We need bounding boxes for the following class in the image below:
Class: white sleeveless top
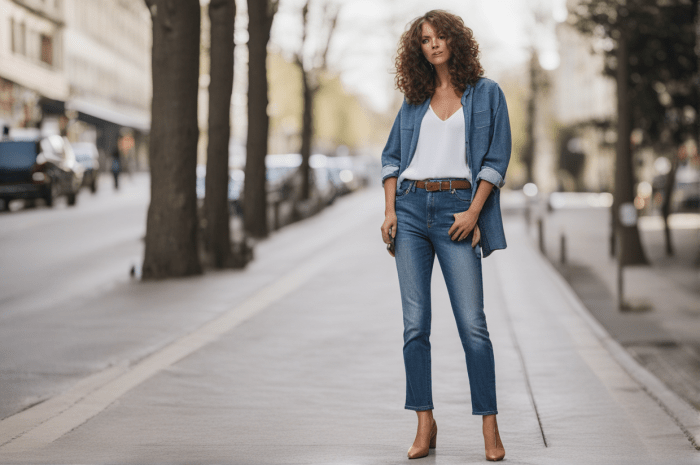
[401,105,471,181]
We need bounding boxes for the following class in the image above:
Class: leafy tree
[142,0,202,279]
[572,0,699,263]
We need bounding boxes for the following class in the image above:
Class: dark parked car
[71,142,99,193]
[0,134,83,209]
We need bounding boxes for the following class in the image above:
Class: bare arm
[380,177,398,257]
[448,180,494,246]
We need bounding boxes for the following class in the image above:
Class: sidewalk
[538,204,700,413]
[0,189,697,464]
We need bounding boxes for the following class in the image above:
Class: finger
[472,225,481,247]
[448,221,459,236]
[381,226,389,244]
[391,222,397,238]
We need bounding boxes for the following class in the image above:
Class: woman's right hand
[381,213,398,257]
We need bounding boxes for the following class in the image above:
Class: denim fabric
[381,78,512,257]
[394,179,497,415]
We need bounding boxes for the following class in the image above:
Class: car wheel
[0,198,9,211]
[45,183,58,207]
[67,191,77,206]
[90,178,97,194]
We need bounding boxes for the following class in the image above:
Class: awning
[66,99,150,132]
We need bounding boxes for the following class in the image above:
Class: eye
[422,39,429,44]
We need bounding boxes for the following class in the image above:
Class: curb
[533,240,700,451]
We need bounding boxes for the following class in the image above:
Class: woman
[380,10,511,462]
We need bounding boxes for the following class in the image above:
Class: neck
[434,62,451,90]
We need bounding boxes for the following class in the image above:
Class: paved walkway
[0,189,698,464]
[538,204,700,412]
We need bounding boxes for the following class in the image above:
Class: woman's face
[420,22,450,67]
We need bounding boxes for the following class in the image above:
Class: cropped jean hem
[473,410,498,416]
[405,404,434,411]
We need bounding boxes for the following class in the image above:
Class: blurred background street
[0,0,699,463]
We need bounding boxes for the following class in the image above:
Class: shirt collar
[460,85,472,105]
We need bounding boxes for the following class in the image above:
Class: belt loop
[449,180,453,191]
[410,181,416,192]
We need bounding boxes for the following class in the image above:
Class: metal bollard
[560,233,567,265]
[524,204,531,231]
[538,218,545,254]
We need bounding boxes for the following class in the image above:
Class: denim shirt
[381,77,512,258]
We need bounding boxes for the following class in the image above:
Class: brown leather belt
[415,180,471,191]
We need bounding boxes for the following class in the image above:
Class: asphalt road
[0,174,149,420]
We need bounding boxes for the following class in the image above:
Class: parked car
[651,162,700,212]
[265,153,301,199]
[196,165,245,216]
[71,142,100,193]
[309,154,337,205]
[326,156,363,195]
[265,153,337,205]
[0,134,83,209]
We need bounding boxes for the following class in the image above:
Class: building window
[12,21,27,56]
[10,18,15,53]
[19,22,26,55]
[41,34,53,66]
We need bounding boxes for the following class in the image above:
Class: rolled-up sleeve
[475,86,511,189]
[381,106,402,185]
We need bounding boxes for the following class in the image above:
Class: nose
[431,38,438,48]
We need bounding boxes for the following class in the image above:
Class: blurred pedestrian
[380,10,511,462]
[111,148,121,190]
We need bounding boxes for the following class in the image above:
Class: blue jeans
[394,179,497,415]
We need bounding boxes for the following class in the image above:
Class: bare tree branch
[318,3,339,68]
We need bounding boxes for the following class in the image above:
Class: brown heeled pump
[483,416,505,461]
[407,419,437,459]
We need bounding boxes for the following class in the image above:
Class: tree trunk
[142,0,202,279]
[245,0,274,238]
[614,29,648,266]
[205,0,236,267]
[300,72,313,200]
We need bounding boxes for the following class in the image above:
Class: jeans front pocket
[395,181,414,200]
[451,188,472,203]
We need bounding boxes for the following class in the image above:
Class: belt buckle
[426,181,441,192]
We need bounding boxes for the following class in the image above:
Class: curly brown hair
[395,10,484,105]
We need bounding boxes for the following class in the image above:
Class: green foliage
[573,0,698,147]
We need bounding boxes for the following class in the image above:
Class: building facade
[0,0,69,129]
[0,0,151,169]
[552,11,617,192]
[62,0,151,169]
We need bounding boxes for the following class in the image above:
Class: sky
[268,0,569,114]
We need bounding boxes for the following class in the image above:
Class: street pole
[617,232,624,310]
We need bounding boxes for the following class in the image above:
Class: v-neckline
[429,104,462,122]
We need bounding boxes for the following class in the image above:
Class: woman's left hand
[449,209,481,247]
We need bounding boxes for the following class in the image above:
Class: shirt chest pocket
[474,109,491,129]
